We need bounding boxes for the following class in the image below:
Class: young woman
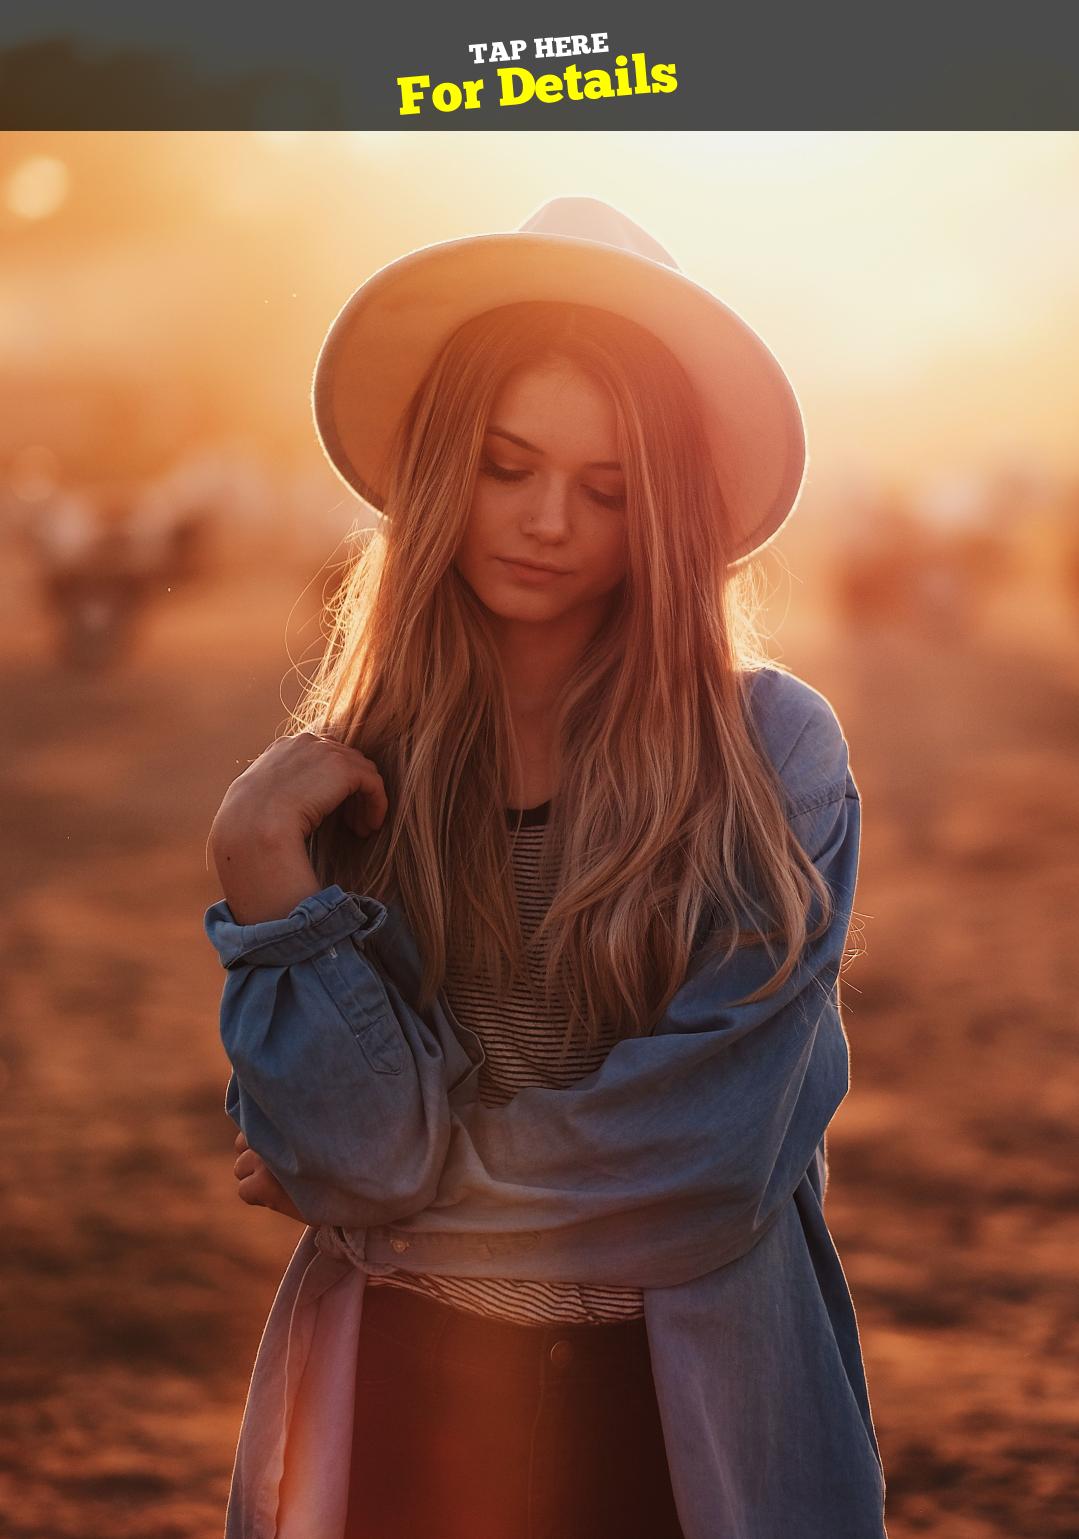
[205,197,888,1539]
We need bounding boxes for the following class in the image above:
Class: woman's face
[454,360,629,631]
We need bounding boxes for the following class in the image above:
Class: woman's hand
[207,731,390,923]
[211,730,389,848]
[233,1130,307,1223]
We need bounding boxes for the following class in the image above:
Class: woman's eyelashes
[478,457,625,510]
[479,457,528,484]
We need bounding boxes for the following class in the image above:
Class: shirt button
[390,1237,410,1253]
[549,1339,574,1368]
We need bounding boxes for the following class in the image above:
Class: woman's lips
[497,558,569,583]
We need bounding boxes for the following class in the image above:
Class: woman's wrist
[210,812,324,926]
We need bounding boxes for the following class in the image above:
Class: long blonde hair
[297,299,833,1053]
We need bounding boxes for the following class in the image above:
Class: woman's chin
[477,585,568,622]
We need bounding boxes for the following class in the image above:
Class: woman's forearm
[210,814,323,926]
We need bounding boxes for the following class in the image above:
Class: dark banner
[1,1,1078,128]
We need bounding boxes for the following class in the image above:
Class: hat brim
[311,231,807,566]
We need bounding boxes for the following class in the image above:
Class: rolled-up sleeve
[203,884,471,1228]
[206,885,387,970]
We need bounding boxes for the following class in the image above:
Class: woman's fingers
[337,764,388,838]
[313,736,389,834]
[231,1138,305,1221]
[233,1146,280,1204]
[234,1148,261,1180]
[342,786,384,839]
[215,731,389,848]
[237,1168,283,1209]
[302,734,389,836]
[236,1166,307,1223]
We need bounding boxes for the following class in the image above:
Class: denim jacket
[203,665,888,1539]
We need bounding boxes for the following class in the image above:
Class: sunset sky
[2,130,1077,499]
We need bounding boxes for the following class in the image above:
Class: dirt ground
[1,553,1076,1539]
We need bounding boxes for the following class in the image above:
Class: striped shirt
[365,798,646,1326]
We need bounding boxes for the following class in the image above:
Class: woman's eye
[479,456,625,509]
[588,487,626,510]
[480,457,529,483]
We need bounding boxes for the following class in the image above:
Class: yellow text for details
[397,54,678,115]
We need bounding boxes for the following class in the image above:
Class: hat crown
[516,195,680,272]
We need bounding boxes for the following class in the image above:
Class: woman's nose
[523,475,573,536]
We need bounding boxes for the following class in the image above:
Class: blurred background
[1,130,1076,1537]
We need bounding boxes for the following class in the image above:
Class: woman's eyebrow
[487,425,622,472]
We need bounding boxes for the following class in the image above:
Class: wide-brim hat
[311,195,807,566]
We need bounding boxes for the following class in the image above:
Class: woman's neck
[506,714,559,808]
[491,605,602,718]
[492,605,610,806]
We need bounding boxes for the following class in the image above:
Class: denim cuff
[203,883,389,969]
